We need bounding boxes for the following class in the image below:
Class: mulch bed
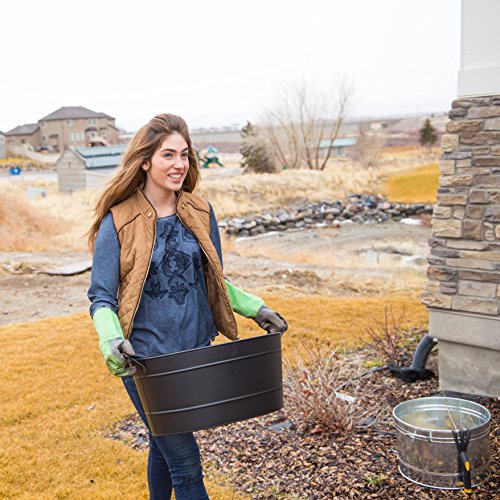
[109,358,499,499]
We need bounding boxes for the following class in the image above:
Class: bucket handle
[122,353,148,375]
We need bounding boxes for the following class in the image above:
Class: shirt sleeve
[209,202,223,268]
[87,212,121,317]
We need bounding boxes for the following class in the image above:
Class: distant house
[0,131,6,159]
[6,106,119,154]
[5,123,41,151]
[57,144,126,192]
[318,137,358,158]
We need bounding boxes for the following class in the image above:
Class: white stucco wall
[458,0,500,96]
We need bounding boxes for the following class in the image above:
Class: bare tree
[355,129,386,168]
[262,78,353,170]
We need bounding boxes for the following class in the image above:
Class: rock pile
[220,195,433,237]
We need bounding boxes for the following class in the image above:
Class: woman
[87,113,287,500]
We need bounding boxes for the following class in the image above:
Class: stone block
[422,292,452,309]
[458,280,497,298]
[489,191,500,204]
[453,207,465,219]
[476,175,500,188]
[439,175,473,187]
[441,134,459,152]
[439,160,455,175]
[473,157,500,167]
[491,146,500,156]
[455,159,472,168]
[484,118,500,131]
[452,296,499,315]
[440,282,458,294]
[497,285,500,298]
[446,120,483,133]
[486,229,496,241]
[468,106,500,119]
[451,99,474,109]
[471,146,491,155]
[441,151,471,161]
[446,258,495,270]
[428,236,447,248]
[462,219,482,240]
[427,266,458,281]
[496,225,500,239]
[485,205,500,223]
[438,193,468,206]
[432,205,452,218]
[428,256,445,266]
[425,281,441,293]
[465,205,485,219]
[431,247,459,258]
[461,132,500,145]
[460,251,500,263]
[469,190,490,204]
[459,269,500,283]
[446,240,489,250]
[432,219,462,238]
[449,108,467,119]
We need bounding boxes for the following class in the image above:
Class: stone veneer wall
[423,95,500,396]
[423,96,500,313]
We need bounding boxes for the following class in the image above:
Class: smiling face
[142,132,190,198]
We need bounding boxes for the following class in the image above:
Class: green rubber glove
[92,308,136,376]
[225,279,265,318]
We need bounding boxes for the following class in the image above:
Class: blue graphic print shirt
[88,207,222,358]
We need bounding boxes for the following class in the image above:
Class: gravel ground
[108,350,499,499]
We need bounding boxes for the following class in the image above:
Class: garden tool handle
[452,429,472,494]
[122,352,148,374]
[459,451,472,494]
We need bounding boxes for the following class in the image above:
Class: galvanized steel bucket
[393,396,491,491]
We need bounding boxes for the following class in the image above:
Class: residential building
[5,123,40,151]
[6,106,119,154]
[57,144,126,192]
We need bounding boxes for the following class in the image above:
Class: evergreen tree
[240,122,277,174]
[419,118,438,152]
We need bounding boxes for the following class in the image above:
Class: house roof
[74,144,126,169]
[6,123,40,136]
[319,137,358,148]
[40,106,114,122]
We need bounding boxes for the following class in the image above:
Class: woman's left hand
[254,305,288,334]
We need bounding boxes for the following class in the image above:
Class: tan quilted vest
[109,189,238,341]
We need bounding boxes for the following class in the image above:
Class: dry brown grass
[0,191,69,252]
[198,160,423,219]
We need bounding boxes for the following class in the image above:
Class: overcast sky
[1,0,461,132]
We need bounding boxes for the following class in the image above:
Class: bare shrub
[363,305,407,363]
[283,342,365,436]
[355,129,386,168]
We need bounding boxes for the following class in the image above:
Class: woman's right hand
[105,338,137,376]
[92,308,137,377]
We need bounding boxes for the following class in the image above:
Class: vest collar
[135,188,187,220]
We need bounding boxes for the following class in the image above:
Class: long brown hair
[87,113,200,252]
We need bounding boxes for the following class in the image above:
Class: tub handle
[122,353,148,374]
[453,429,472,494]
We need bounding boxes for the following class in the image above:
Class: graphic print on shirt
[143,218,202,306]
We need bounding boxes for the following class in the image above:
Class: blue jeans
[122,376,209,500]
